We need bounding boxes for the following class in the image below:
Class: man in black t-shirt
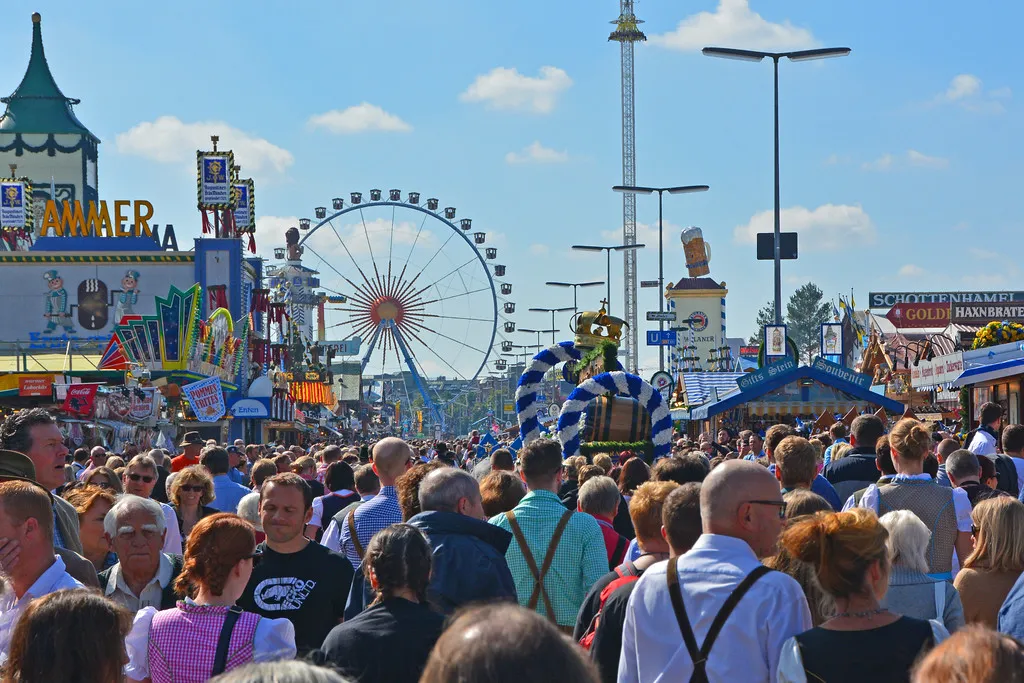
[239,472,353,654]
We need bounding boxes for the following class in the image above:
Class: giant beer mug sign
[680,226,711,277]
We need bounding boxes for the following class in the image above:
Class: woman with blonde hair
[777,508,947,682]
[126,513,295,683]
[954,496,1024,627]
[854,418,972,579]
[169,464,218,539]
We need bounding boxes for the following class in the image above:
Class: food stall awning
[690,361,905,421]
[681,373,745,406]
[951,357,1024,388]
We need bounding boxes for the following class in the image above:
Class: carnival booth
[689,356,905,437]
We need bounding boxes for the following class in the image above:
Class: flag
[851,292,857,310]
[833,301,841,322]
[838,299,847,312]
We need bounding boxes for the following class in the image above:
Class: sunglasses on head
[180,484,203,493]
[127,473,154,483]
[246,548,263,566]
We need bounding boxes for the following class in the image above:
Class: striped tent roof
[682,373,744,406]
[288,381,335,406]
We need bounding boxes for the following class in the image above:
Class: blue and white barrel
[557,371,672,460]
[515,341,582,445]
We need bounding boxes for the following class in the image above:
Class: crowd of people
[1,405,1024,681]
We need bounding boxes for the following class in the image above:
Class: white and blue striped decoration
[557,371,673,460]
[515,341,582,445]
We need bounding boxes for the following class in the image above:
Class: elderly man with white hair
[879,509,965,633]
[97,494,185,613]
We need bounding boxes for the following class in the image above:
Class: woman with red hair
[126,513,295,683]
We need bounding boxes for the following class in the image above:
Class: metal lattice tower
[609,1,645,373]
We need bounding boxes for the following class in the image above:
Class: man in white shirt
[122,454,182,555]
[619,460,811,683]
[0,479,83,662]
[968,402,1002,456]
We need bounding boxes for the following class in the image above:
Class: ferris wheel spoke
[403,231,457,290]
[418,313,493,323]
[403,327,472,383]
[395,212,430,285]
[387,207,396,294]
[357,208,387,297]
[303,240,380,303]
[320,220,382,299]
[408,258,478,301]
[419,286,491,307]
[402,320,489,356]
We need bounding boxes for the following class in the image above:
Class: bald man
[337,437,413,568]
[620,461,811,683]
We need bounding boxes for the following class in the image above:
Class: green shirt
[489,489,607,626]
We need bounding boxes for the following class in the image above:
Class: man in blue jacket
[409,467,517,614]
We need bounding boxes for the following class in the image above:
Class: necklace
[833,607,889,619]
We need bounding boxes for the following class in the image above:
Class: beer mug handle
[704,242,711,263]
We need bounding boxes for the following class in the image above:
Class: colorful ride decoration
[557,371,672,460]
[515,341,582,445]
[972,321,1024,350]
[98,284,249,386]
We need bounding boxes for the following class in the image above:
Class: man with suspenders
[619,461,811,682]
[489,440,607,634]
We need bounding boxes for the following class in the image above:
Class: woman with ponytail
[853,419,973,579]
[125,513,296,683]
[777,508,948,683]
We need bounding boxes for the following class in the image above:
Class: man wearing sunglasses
[620,460,811,683]
[123,455,182,556]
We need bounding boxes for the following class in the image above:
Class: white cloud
[962,273,1009,288]
[460,66,572,114]
[733,204,875,251]
[505,141,569,164]
[529,243,550,256]
[968,247,998,260]
[307,103,411,134]
[907,150,949,169]
[600,220,682,246]
[862,150,948,171]
[934,74,1010,113]
[115,116,293,182]
[861,154,894,171]
[898,264,926,277]
[651,0,818,52]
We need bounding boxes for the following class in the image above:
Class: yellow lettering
[86,201,101,235]
[60,200,87,236]
[133,200,153,236]
[114,200,130,237]
[41,201,62,236]
[96,201,112,236]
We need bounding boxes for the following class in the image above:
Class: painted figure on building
[43,269,76,334]
[114,269,140,322]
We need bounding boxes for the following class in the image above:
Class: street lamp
[528,307,575,344]
[614,184,709,372]
[703,46,850,324]
[545,281,604,318]
[570,244,645,315]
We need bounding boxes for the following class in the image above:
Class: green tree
[786,283,831,363]
[748,300,776,345]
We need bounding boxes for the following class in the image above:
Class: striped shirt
[338,485,402,568]
[489,489,607,627]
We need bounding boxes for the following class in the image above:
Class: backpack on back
[579,561,640,651]
[991,454,1020,498]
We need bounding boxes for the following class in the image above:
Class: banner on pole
[182,376,226,422]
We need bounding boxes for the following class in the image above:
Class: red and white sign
[62,383,100,416]
[885,303,950,329]
[910,352,964,389]
[18,376,52,397]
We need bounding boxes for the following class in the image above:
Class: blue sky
[4,0,1022,378]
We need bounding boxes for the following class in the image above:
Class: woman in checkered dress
[125,513,296,683]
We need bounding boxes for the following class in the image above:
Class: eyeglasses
[245,548,263,566]
[179,484,203,493]
[127,473,154,484]
[972,525,980,537]
[746,500,788,519]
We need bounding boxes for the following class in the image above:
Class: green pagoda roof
[0,13,98,140]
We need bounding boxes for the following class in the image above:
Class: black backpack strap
[211,606,244,676]
[698,565,773,660]
[610,536,629,570]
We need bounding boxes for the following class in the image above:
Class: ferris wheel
[294,189,517,431]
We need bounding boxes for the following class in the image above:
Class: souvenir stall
[689,357,905,437]
[950,323,1024,431]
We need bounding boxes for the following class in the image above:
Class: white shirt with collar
[619,534,812,683]
[0,555,83,663]
[104,553,174,613]
[857,473,972,532]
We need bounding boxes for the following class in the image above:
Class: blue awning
[951,357,1024,388]
[690,363,905,421]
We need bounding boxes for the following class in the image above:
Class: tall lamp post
[571,244,645,316]
[613,184,709,372]
[528,307,575,345]
[702,46,850,324]
[545,280,604,318]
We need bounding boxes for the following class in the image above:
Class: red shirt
[591,513,627,568]
[171,452,200,472]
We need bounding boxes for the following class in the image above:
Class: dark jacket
[408,510,517,615]
[824,446,880,502]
